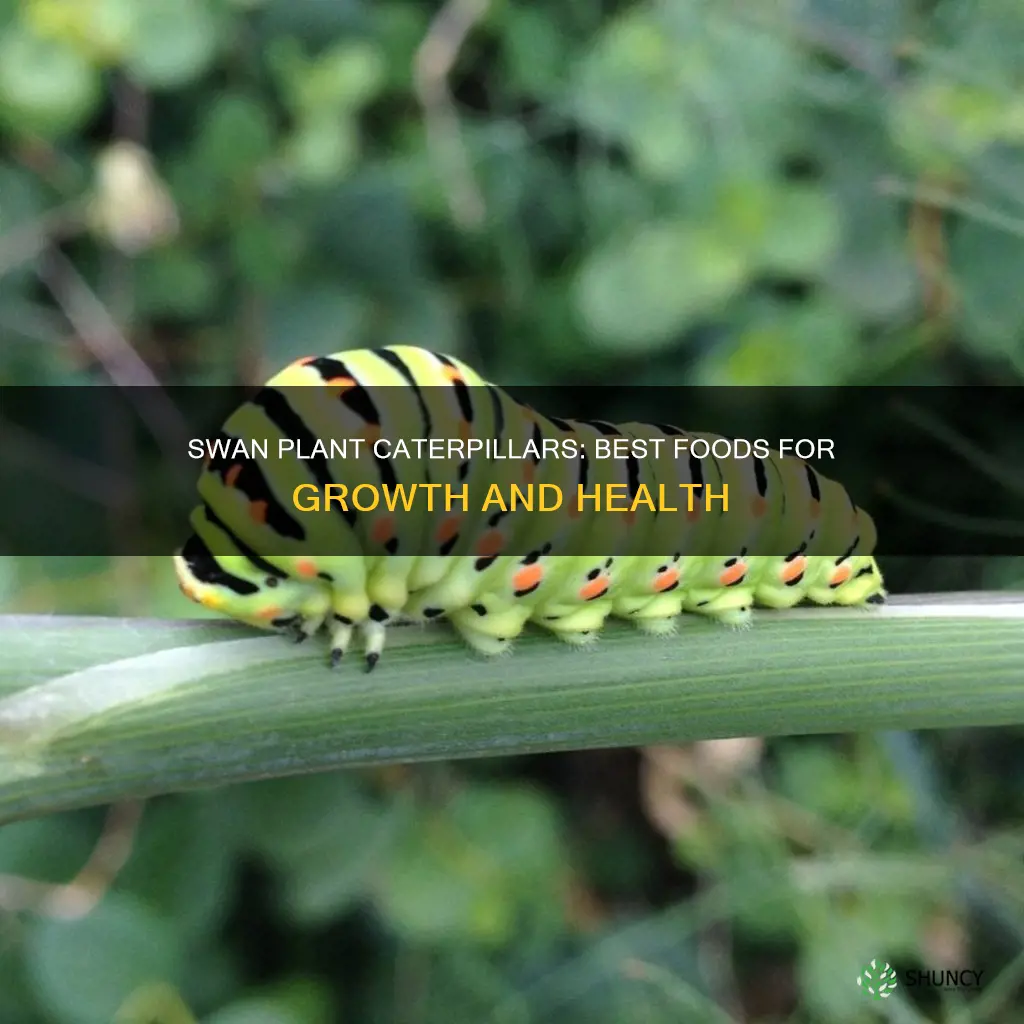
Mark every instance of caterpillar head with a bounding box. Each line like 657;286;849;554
174;533;329;632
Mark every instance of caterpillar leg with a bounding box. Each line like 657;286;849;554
631;610;681;636
449;605;523;656
327;614;355;667
612;594;684;634
679;555;755;627
361;615;389;671
807;556;886;607
683;588;754;627
326;604;408;672
287;608;329;643
401;557;485;621
450;623;515;656
752;552;811;610
325;611;386;671
534;604;610;646
267;587;332;645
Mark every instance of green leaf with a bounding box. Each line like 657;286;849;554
0;810;98;879
125;0;219;88
265;284;373;366
283;114;359;185
571;12;699;181
232;772;410;925
136;250;221;319
195;94;275;182
373;782;564;946
205;978;332;1024
0;162;47;286
0;944;38;1021
312;173;422;299
756;185;842;276
257;0;365;42
114;794;238;940
24;892;184;1024
697;298;859;386
950;217;1024;358
573;221;748;351
301;41;386;112
378;287;460;353
502;5;567;97
0;27;100;137
231;216;304;291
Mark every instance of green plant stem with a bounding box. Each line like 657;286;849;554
0;593;1022;824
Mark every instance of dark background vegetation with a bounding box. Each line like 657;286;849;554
1;0;1023;1021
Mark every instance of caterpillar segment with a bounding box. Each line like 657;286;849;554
174;346;887;669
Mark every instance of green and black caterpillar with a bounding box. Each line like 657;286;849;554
175;346;886;669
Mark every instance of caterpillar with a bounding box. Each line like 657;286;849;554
174;346;886;669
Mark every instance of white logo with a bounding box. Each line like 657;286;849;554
858;959;898;999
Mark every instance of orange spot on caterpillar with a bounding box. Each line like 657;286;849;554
297;356;316;366
718;562;747;587
371;516;395;546
780;557;807;583
809;499;821;519
578;576;609;601
254;605;282;621
476;529;505;557
653;567;680;592
442;366;464;384
512;564;544;594
296;559;318;578
523;460;536;485
326;375;357;393
830;564;852;587
436;516;462;545
459;419;470;442
249;500;268;524
363;424;381;445
751;495;768;518
225;464;242;487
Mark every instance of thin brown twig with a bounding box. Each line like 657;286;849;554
413;0;490;230
0;800;144;918
0;199;89;281
37;248;189;451
113;73;149;145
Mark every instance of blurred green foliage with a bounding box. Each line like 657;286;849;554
2;0;1024;1020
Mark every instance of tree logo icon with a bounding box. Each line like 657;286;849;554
858;959;898;999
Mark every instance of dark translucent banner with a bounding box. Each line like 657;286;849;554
0;385;1021;557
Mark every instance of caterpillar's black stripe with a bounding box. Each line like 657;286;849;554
253;388;357;528
207;433;306;540
753;457;768;498
181;532;261;596
432;351;475;424
202;502;289;579
303;357;383;427
805;463;822;503
372;348;434;439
